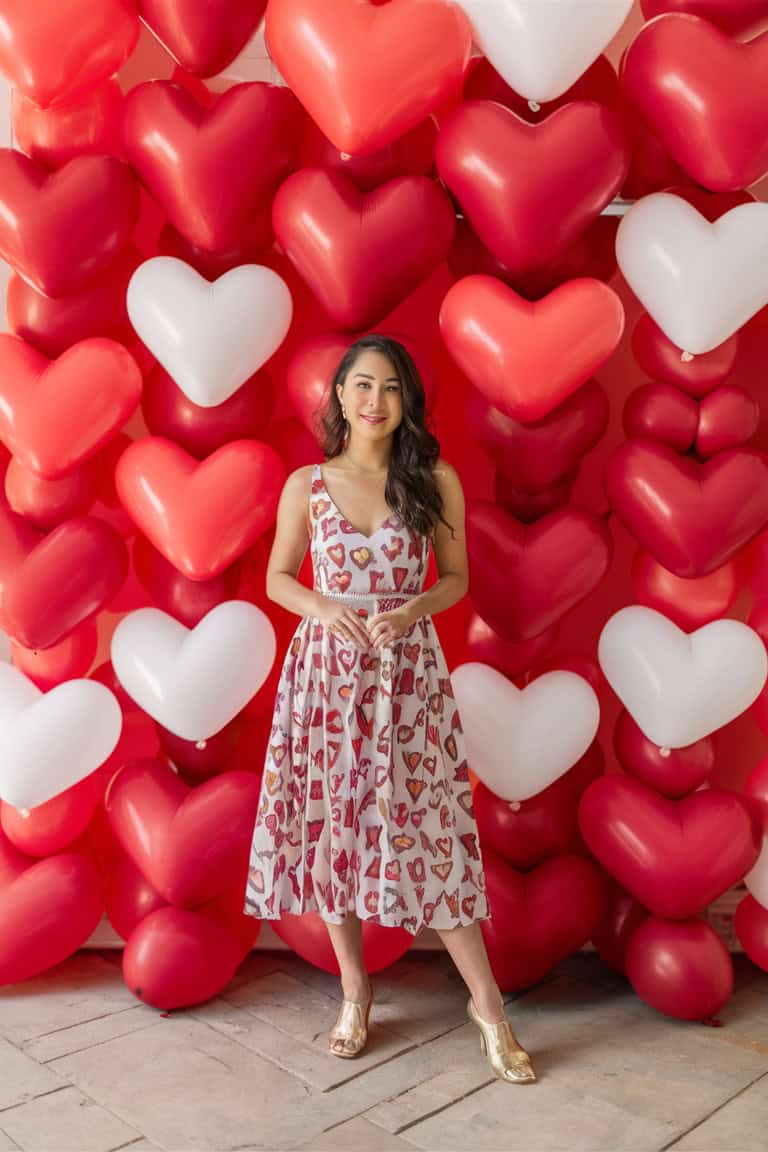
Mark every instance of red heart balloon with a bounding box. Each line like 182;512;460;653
605;438;768;577
105;758;261;907
463;54;619;121
578;775;760;919
590;881;648;975
138;0;267;77
493;469;576;523
613;708;715;799
735;894;768;971
12;78;125;169
464;610;558;680
6;247;142;359
5;456;96;531
473;743;604;870
301;116;437;192
696;384;759;458
1;514;128;649
122;905;247;1008
622;383;698;454
480;849;607;991
631;548;737;631
436;100;628;286
115;437;285;580
273;170;456;330
745;756;768;830
155;715;244;783
157;218;274;280
466;379;609;491
0;832;103;984
124;80;301;254
105;851;167;942
440;274;624;422
466;498;613;642
132;534;242;628
621;15;768;191
11;619;99;692
626;916;733;1020
265;0;472;155
448;213;620;303
272;910;414;974
0;0;139;109
142;364;275;460
0;153;140;298
631;312;739;396
0;335;142;478
641;1;768;39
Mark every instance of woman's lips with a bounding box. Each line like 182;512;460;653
360;415;386;423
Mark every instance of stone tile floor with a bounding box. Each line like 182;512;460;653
0;947;766;1152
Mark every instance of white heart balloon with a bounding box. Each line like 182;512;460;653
455;0;633;103
598;605;767;748
111;600;276;741
0;665;122;810
616;194;768;354
745;834;768;910
127;257;293;407
451;662;600;802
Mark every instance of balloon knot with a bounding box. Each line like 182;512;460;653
681;351;694;362
528;100;541;113
195;740;207;750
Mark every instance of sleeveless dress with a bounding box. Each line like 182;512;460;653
243;461;491;936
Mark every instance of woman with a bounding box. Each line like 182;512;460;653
244;334;535;1084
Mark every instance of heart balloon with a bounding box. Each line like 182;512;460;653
613;707;715;799
141;364;274;460
122;905;247;1008
455;0;632;103
137;1;267;76
480;849;607;991
631;312;739;396
440;274;624;422
590;881;647;975
696;384;759;458
745;757;768;830
626;916;733;1021
0;835;103;984
463;53;619;121
12;78;125;169
127;258;292;408
1;770;100;856
5;457;96;531
451;662;600;802
271;910;414;974
578;774;760;918
436;100;628;284
466;499;613;641
598;605;767;746
735;895;768;972
472;742;604;869
0;335;141;478
133;534;242;629
622;383;698;454
105;757;261;906
273;170;456;331
115;437;284;580
301;116;437;193
0;152;140;298
494;469;576;523
631;548;737;633
621;15;768;191
265;0;473;155
744;833;768;907
466;380;609;492
616;195;768;354
0;663;121;810
0;0;139;109
641;1;768;38
1;515;129;650
11;620;99;693
111;601;276;741
605;438;768;577
464;610;558;681
124;80;300;254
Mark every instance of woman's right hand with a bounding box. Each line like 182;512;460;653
317;598;371;649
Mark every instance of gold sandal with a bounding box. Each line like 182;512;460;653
328;983;374;1058
467;996;536;1084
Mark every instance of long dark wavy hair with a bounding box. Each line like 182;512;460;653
318;335;455;540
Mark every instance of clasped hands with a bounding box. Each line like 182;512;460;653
321;601;414;651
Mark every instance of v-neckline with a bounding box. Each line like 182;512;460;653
318;463;397;541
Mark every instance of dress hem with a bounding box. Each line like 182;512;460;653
243;899;493;938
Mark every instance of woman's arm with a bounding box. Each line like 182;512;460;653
403;460;469;625
265;467;328;618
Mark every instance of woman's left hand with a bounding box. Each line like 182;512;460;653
366;607;414;651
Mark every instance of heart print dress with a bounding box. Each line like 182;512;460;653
244;461;491;935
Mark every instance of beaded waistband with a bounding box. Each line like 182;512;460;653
316;588;420;601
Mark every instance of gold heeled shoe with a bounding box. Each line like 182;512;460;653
328;984;374;1058
467;996;537;1084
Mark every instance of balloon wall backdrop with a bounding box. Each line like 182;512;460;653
0;0;766;1020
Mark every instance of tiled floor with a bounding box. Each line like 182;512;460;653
0;947;766;1152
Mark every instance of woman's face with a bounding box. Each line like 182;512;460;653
337;349;404;439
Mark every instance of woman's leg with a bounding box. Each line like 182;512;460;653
434;922;505;1022
325;912;371;1001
